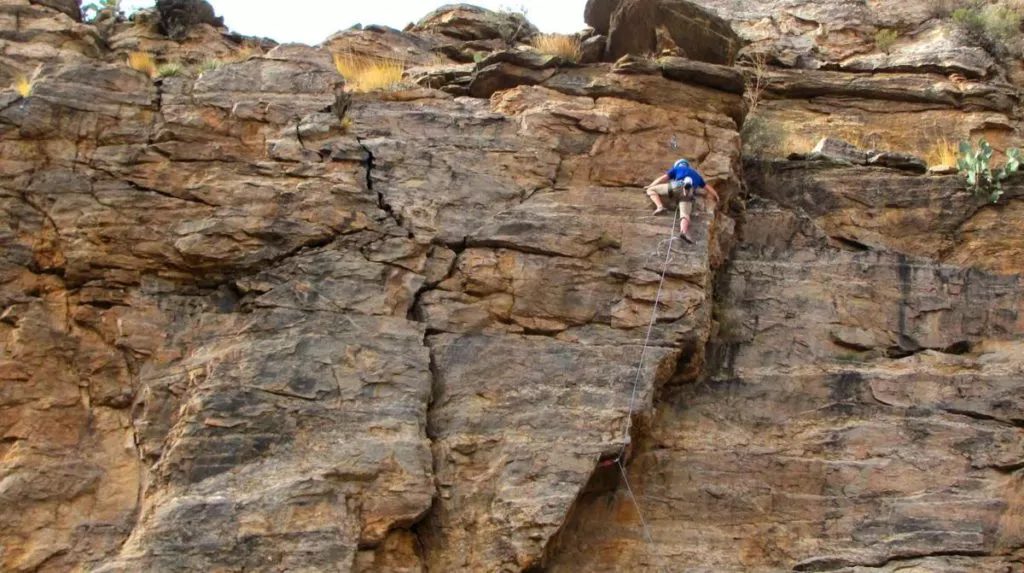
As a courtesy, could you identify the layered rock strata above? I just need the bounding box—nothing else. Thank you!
[1,1,1022,572]
[0,2,743,571]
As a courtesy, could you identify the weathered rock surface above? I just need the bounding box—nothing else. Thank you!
[0,8,746,570]
[412,3,537,44]
[537,166,1024,572]
[29,0,79,21]
[1,2,1023,572]
[699,0,998,75]
[584,0,742,64]
[323,25,444,67]
[0,0,103,81]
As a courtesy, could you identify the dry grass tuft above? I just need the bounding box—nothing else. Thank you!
[531,33,582,63]
[926,137,960,168]
[333,53,406,92]
[14,75,32,97]
[198,59,223,73]
[12,66,42,98]
[127,51,156,78]
[156,62,183,78]
[13,65,43,98]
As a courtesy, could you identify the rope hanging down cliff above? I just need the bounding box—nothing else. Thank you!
[604,207,680,562]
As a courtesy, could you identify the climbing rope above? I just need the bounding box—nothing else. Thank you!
[619,207,678,459]
[606,207,679,572]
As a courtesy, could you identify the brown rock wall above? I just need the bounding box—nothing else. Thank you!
[1,2,1022,572]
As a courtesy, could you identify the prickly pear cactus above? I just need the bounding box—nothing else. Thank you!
[957,138,1022,203]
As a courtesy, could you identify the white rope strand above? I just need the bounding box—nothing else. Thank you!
[604,207,679,572]
[620,208,678,459]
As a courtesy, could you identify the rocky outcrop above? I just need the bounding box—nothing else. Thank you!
[698,0,998,75]
[1,1,1023,572]
[155,0,223,41]
[0,4,745,571]
[584,0,742,64]
[536,163,1024,572]
[0,0,103,82]
[412,3,537,44]
[29,0,79,21]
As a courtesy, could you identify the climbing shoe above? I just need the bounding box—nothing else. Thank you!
[679,232,694,244]
[652,207,667,216]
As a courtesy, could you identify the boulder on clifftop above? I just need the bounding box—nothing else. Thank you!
[412,3,538,44]
[156,0,224,41]
[584,0,741,64]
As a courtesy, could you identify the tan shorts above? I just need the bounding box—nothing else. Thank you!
[648,183,694,219]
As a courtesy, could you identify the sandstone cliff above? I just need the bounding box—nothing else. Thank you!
[0,1,1021,572]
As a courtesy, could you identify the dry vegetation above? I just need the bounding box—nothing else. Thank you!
[12,65,41,98]
[740,116,821,157]
[198,58,223,73]
[875,28,899,53]
[333,53,406,92]
[127,51,156,78]
[743,52,771,114]
[229,43,259,63]
[925,137,959,168]
[156,62,183,78]
[742,117,970,172]
[531,34,581,63]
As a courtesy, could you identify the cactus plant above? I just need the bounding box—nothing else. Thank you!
[957,138,1022,203]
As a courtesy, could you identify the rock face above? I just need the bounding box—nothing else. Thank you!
[0,3,744,572]
[584,0,742,63]
[0,0,103,82]
[0,2,1022,573]
[698,0,997,75]
[539,164,1024,572]
[29,0,79,21]
[412,3,537,44]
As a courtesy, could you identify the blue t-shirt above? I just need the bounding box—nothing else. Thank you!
[666,165,706,188]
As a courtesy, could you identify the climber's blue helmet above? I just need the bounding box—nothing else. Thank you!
[673,159,690,169]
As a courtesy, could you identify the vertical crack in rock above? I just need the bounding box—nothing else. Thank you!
[410,333,445,573]
[294,121,306,151]
[355,136,409,236]
[348,130,444,570]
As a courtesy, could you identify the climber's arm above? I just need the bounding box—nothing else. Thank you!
[646,173,669,188]
[702,183,720,205]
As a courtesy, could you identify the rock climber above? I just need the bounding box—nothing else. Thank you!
[644,159,719,244]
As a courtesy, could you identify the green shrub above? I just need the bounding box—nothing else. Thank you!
[953,7,986,34]
[875,29,899,53]
[956,138,1022,203]
[952,3,1023,56]
[982,5,1022,43]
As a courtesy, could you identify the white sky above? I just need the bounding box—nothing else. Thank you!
[121,1,588,45]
